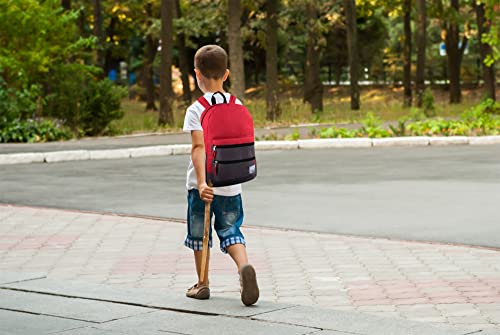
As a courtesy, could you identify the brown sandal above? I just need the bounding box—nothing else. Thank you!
[240,264,259,306]
[186,283,210,300]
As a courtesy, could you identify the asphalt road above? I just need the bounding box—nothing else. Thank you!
[1,145,499,248]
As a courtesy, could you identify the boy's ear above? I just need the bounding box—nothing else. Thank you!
[222,69,230,82]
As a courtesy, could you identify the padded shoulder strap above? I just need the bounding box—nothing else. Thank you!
[229,95,237,104]
[197,96,211,109]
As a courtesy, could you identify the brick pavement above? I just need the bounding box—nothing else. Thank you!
[1,205,499,330]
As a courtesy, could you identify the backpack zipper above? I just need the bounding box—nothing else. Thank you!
[214,157,255,175]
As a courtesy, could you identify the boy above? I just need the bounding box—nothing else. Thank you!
[182,45,259,306]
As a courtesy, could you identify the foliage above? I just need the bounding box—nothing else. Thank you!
[460,99,500,134]
[285,130,301,141]
[0,0,95,90]
[0,0,95,125]
[466,98,500,115]
[0,78,40,128]
[359,112,392,137]
[0,0,128,141]
[0,119,71,143]
[406,119,471,136]
[422,87,436,117]
[79,79,127,136]
[315,100,500,139]
[482,0,500,66]
[319,127,358,138]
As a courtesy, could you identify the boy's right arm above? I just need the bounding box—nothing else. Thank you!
[191,130,214,203]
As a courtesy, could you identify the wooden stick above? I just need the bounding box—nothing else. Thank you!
[199,201,210,284]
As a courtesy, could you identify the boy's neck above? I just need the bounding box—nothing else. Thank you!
[201,80,225,94]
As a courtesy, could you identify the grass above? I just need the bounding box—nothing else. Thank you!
[110,99,186,135]
[112,86,484,135]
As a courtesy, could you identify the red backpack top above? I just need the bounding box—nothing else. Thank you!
[199,91,257,187]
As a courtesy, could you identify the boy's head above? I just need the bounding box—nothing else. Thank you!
[194,45,228,79]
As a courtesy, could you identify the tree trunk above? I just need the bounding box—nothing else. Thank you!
[304,2,323,113]
[228,0,246,99]
[104,17,117,76]
[265,0,280,121]
[475,2,496,101]
[62,0,71,10]
[175,0,192,105]
[159,0,174,126]
[254,48,261,86]
[445,0,467,104]
[144,2,158,111]
[78,6,86,37]
[344,0,360,110]
[415,0,426,107]
[93,0,104,74]
[403,0,412,107]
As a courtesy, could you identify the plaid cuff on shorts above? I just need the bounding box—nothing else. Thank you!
[220,236,246,254]
[184,237,213,251]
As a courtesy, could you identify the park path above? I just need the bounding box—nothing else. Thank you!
[1,204,499,330]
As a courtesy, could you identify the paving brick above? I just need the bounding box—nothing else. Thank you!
[2,205,500,330]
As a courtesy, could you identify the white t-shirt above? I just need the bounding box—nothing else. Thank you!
[183,92,242,196]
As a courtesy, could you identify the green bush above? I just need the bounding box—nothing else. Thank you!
[0,118,72,143]
[79,79,126,136]
[319,127,359,138]
[422,87,436,117]
[469,98,500,115]
[0,79,40,128]
[406,119,471,136]
[360,112,392,138]
[461,100,500,135]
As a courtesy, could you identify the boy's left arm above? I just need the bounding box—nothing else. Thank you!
[191,130,214,203]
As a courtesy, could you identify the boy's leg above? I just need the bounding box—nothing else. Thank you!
[226,244,248,270]
[194,249,210,286]
[227,243,259,306]
[213,195,259,306]
[184,190,212,299]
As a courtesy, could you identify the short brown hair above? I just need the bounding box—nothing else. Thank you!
[194,45,228,79]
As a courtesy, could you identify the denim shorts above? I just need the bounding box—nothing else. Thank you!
[184,189,246,253]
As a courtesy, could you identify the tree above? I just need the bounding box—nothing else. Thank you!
[344,0,360,110]
[474,1,496,101]
[227,0,245,99]
[62,0,71,10]
[403,0,412,107]
[93,0,104,73]
[304,1,323,112]
[175,0,192,105]
[266,0,280,121]
[159,0,174,126]
[144,2,158,111]
[415,0,427,107]
[444,0,467,104]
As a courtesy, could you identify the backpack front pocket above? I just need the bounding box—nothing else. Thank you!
[208,143,256,187]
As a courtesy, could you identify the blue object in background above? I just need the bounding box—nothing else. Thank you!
[439,42,446,56]
[129,72,136,85]
[108,69,117,82]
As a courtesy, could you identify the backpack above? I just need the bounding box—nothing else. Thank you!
[199,91,257,187]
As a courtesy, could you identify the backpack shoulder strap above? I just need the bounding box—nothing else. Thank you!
[229,95,237,104]
[197,96,211,110]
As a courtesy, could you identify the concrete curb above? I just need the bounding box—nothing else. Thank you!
[429,136,469,146]
[372,136,430,147]
[44,150,90,163]
[298,138,372,149]
[1,135,499,165]
[0,152,45,165]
